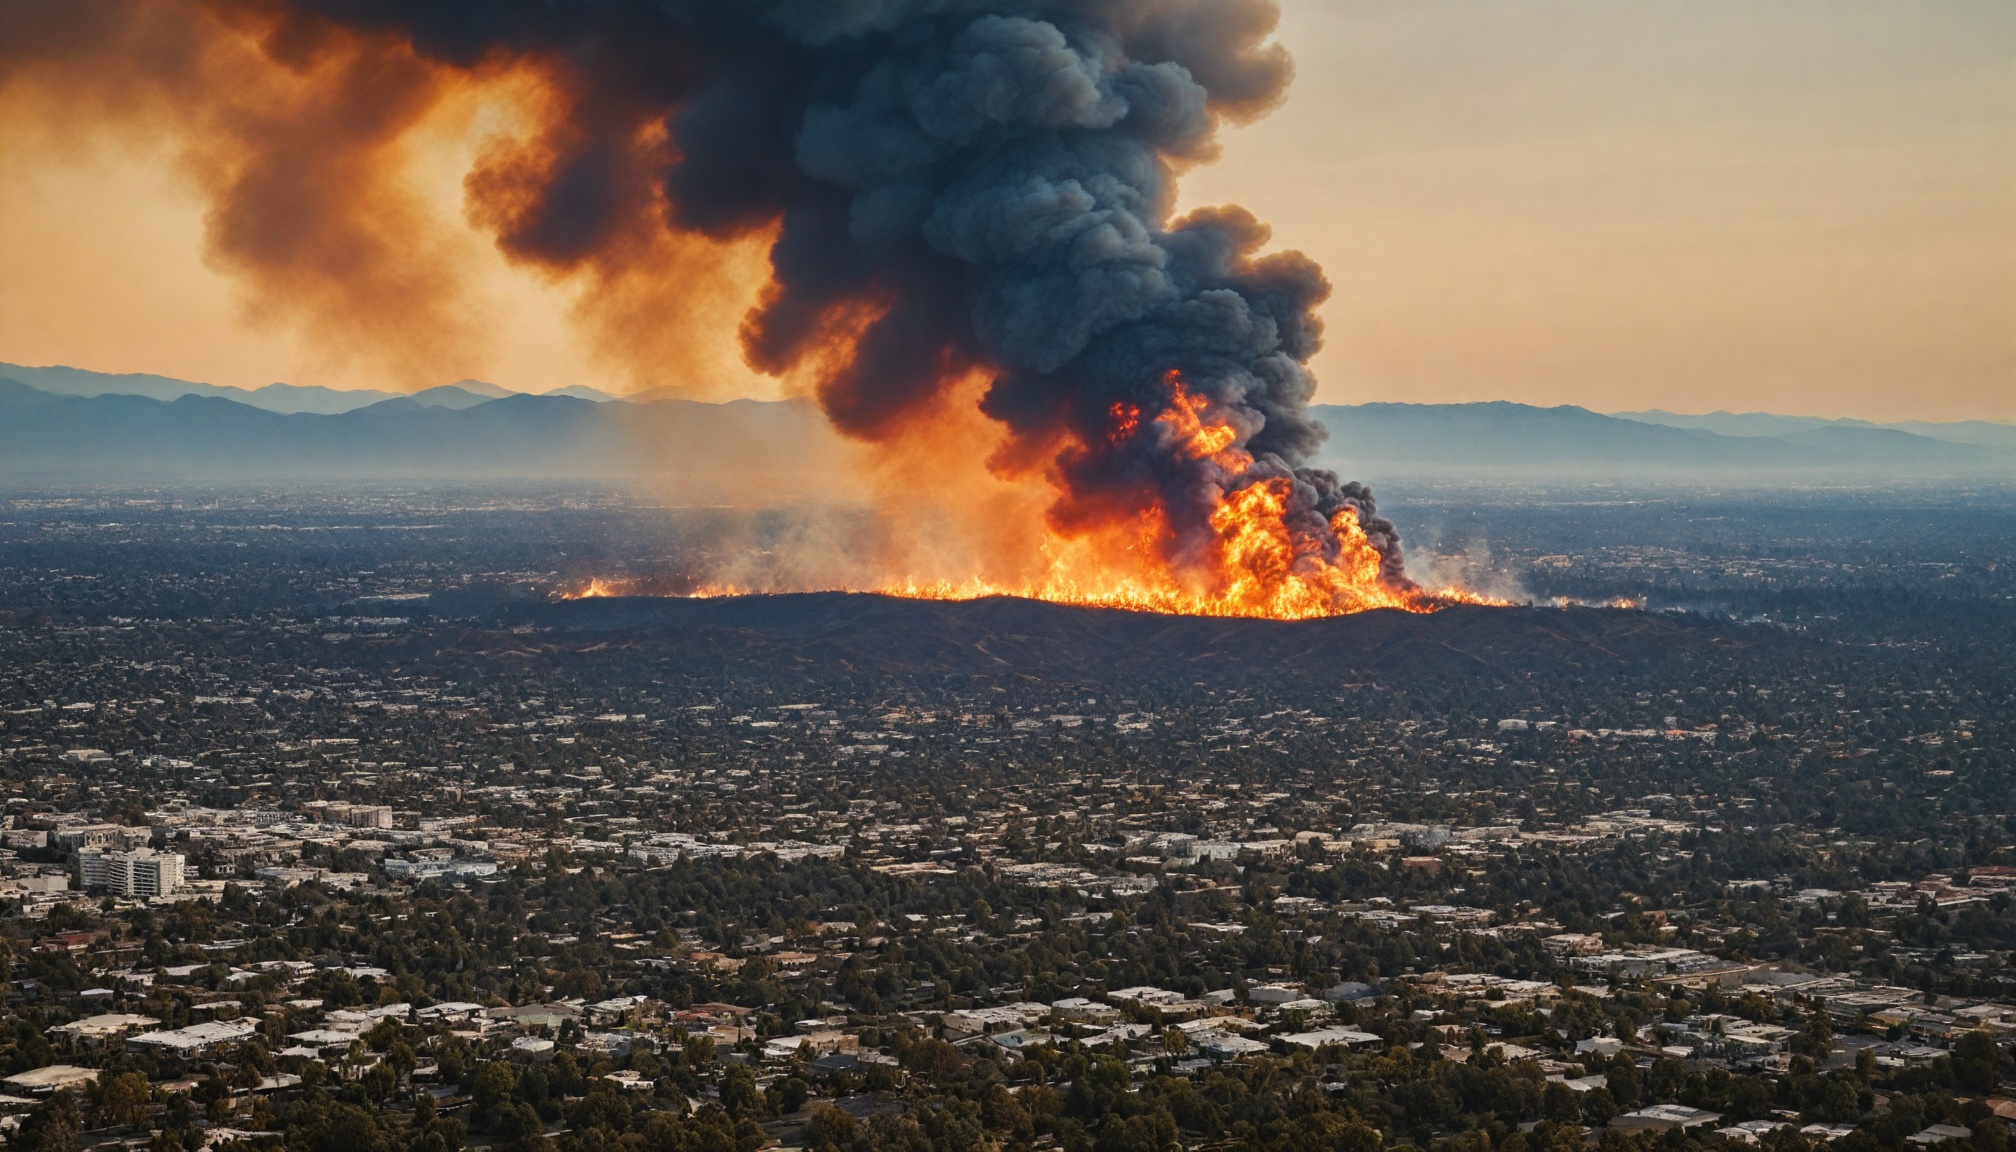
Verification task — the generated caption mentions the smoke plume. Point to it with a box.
[0,1,500,385]
[3,0,1425,603]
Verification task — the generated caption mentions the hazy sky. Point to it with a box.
[1,0,2011,421]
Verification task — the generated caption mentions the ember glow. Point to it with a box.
[570,577,627,601]
[564,558,1503,618]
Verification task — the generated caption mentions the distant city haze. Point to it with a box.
[0,0,2009,423]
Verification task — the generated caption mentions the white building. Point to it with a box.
[1279,1027,1384,1050]
[942,1003,1048,1037]
[303,802,395,829]
[49,1013,160,1046]
[127,1019,258,1056]
[77,849,186,897]
[54,823,148,851]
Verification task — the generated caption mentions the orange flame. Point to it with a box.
[1158,379,1243,464]
[1551,596,1642,610]
[562,377,1510,618]
[1107,401,1141,444]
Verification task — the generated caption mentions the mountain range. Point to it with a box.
[0,361,566,414]
[1310,402,2014,473]
[1,361,2011,482]
[1616,408,2016,451]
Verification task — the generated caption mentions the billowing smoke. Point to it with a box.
[0,1,493,384]
[2,0,1415,596]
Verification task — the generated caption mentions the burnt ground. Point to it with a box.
[483,593,1779,693]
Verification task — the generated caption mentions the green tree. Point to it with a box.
[306,1104,387,1152]
[93,1071,153,1128]
[1646,1058,1689,1104]
[1814,1076,1863,1123]
[15,1093,82,1152]
[468,1062,517,1130]
[1953,1030,2000,1095]
[982,1084,1032,1141]
[1729,1076,1773,1120]
[569,1081,632,1134]
[804,1106,860,1152]
[1094,1110,1177,1152]
[1580,1088,1618,1127]
[492,1102,549,1152]
[1793,1011,1834,1059]
[1606,1056,1641,1108]
[1542,1081,1582,1124]
[767,1077,809,1115]
[718,1065,759,1119]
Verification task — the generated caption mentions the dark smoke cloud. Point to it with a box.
[7,0,1410,585]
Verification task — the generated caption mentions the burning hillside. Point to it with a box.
[572,372,1503,617]
[572,573,1501,620]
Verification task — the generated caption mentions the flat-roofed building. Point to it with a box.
[3,1066,99,1094]
[76,848,185,897]
[49,1013,159,1046]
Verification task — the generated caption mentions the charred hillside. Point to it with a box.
[480,593,1776,691]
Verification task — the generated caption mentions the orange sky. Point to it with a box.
[1,0,2011,422]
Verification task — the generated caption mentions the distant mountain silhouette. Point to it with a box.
[1614,408,2016,452]
[1309,401,2012,475]
[0,361,514,414]
[237,382,407,414]
[1779,425,2005,464]
[541,385,620,402]
[0,376,848,487]
[0,367,2009,482]
[405,384,501,410]
[442,379,517,399]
